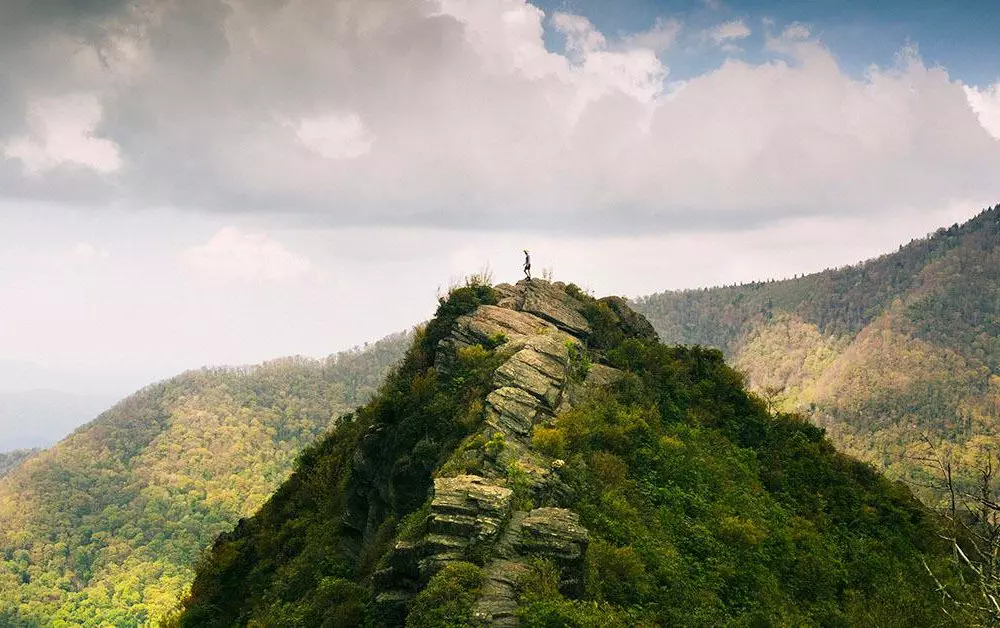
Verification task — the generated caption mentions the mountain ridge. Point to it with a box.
[178,278,969,627]
[634,204,1000,494]
[0,334,411,626]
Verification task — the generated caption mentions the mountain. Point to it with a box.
[0,333,410,626]
[0,449,38,478]
[0,390,118,450]
[634,204,1000,497]
[177,279,968,627]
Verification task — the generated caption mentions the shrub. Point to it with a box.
[406,562,484,628]
[532,427,566,459]
[585,541,650,605]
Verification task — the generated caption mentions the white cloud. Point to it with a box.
[624,18,682,53]
[0,0,996,235]
[781,23,812,41]
[289,113,374,160]
[2,93,121,175]
[178,227,313,282]
[552,12,608,56]
[964,83,1000,140]
[708,20,751,46]
[66,242,110,266]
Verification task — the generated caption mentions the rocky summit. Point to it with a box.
[371,280,634,625]
[179,277,972,628]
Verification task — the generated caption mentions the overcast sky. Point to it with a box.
[1,0,998,395]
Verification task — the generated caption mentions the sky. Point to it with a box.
[0,0,999,398]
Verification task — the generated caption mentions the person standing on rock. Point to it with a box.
[523,249,531,280]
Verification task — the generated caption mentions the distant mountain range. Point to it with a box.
[634,204,1000,496]
[0,449,38,478]
[0,389,118,450]
[0,334,410,625]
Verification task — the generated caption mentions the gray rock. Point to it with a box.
[486,387,545,436]
[583,364,624,389]
[471,559,530,627]
[601,296,659,342]
[519,281,591,337]
[519,507,590,597]
[519,507,589,561]
[493,342,567,409]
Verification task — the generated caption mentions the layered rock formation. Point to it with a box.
[372,280,633,626]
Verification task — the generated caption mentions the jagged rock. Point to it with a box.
[519,507,589,596]
[600,296,659,342]
[583,364,623,389]
[431,475,513,538]
[420,475,513,577]
[486,387,546,436]
[518,281,592,337]
[493,337,569,409]
[472,559,530,627]
[458,306,555,346]
[493,283,521,309]
[520,508,588,560]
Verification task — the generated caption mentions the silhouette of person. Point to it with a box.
[523,249,531,280]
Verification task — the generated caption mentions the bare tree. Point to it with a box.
[912,434,1000,624]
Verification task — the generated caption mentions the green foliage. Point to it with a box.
[406,562,484,628]
[483,432,506,460]
[526,338,966,625]
[0,449,38,478]
[0,334,410,625]
[634,204,1000,508]
[566,340,591,383]
[506,462,535,511]
[178,286,502,626]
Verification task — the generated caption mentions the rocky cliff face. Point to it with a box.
[360,280,644,626]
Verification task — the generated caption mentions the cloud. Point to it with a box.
[707,20,751,46]
[66,242,110,265]
[623,18,682,53]
[0,0,997,235]
[178,227,313,282]
[2,93,121,175]
[965,83,1000,139]
[287,112,374,160]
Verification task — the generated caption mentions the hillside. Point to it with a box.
[634,204,1000,496]
[0,333,409,626]
[0,450,38,478]
[178,279,968,627]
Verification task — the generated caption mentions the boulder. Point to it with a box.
[430,475,513,545]
[519,507,589,562]
[583,364,624,389]
[518,281,591,337]
[486,387,546,436]
[519,507,590,597]
[601,296,659,342]
[493,339,569,409]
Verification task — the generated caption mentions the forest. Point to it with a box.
[0,334,409,626]
[0,450,38,479]
[634,204,1000,503]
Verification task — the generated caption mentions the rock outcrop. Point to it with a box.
[373,280,634,626]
